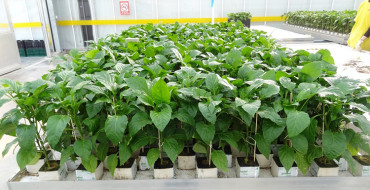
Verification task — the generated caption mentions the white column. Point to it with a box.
[264,0,267,25]
[89,0,97,42]
[331,0,335,10]
[309,0,312,11]
[67,0,77,48]
[23,0,34,40]
[353,0,357,10]
[111,0,116,33]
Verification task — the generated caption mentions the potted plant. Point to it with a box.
[227,12,252,28]
[351,155,370,177]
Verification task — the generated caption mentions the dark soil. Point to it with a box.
[315,157,338,168]
[154,158,173,169]
[139,148,150,156]
[237,157,259,167]
[118,158,136,168]
[39,160,60,172]
[353,155,370,166]
[196,157,216,169]
[224,145,232,155]
[273,157,297,167]
[77,161,101,170]
[179,148,195,156]
[108,147,119,154]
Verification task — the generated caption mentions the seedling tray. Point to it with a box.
[283,24,350,44]
[8,162,367,190]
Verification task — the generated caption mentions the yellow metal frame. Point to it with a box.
[1,16,284,28]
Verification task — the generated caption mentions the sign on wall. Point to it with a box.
[119,1,130,15]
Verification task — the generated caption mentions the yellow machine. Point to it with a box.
[347,1,370,51]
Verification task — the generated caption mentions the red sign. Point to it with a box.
[120,1,130,15]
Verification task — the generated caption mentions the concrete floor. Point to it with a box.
[0,26,369,189]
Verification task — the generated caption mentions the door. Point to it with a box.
[0,0,21,75]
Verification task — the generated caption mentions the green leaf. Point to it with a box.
[193,142,207,154]
[163,138,182,163]
[46,115,71,148]
[150,104,172,132]
[86,49,99,59]
[211,150,228,172]
[0,99,10,107]
[307,145,322,164]
[291,134,308,154]
[86,102,103,118]
[262,120,285,143]
[205,73,219,93]
[60,146,74,166]
[323,131,346,160]
[255,134,271,159]
[16,124,36,150]
[105,115,128,145]
[258,106,285,126]
[119,143,132,166]
[241,100,261,116]
[28,152,42,165]
[198,102,217,124]
[128,112,152,136]
[126,76,149,94]
[189,50,202,58]
[278,145,295,173]
[279,77,296,91]
[96,141,109,162]
[95,71,116,92]
[81,155,97,173]
[344,114,370,135]
[147,148,160,169]
[173,109,195,126]
[226,49,242,67]
[294,152,309,174]
[296,83,318,101]
[196,122,215,144]
[286,111,310,137]
[152,79,171,105]
[343,150,356,173]
[16,147,37,169]
[74,139,93,160]
[2,138,18,157]
[300,61,322,82]
[107,154,118,176]
[349,102,369,113]
[259,84,280,99]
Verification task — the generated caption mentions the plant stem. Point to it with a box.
[253,113,258,162]
[35,129,50,167]
[208,141,212,167]
[158,130,162,160]
[322,103,325,157]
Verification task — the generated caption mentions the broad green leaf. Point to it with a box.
[16,147,37,169]
[258,106,285,126]
[173,110,195,126]
[147,148,160,169]
[241,100,261,116]
[279,77,296,91]
[196,122,215,144]
[86,49,99,59]
[86,102,103,118]
[278,145,295,173]
[323,131,346,160]
[300,61,322,82]
[152,79,171,105]
[193,143,207,154]
[349,102,369,113]
[95,71,116,92]
[105,115,128,145]
[150,104,172,132]
[46,115,71,148]
[296,83,318,102]
[343,150,356,173]
[307,145,322,164]
[0,99,10,107]
[344,114,370,135]
[294,152,309,174]
[291,134,308,154]
[211,150,228,172]
[286,111,310,137]
[259,84,280,99]
[74,139,93,160]
[81,155,97,173]
[198,102,217,124]
[128,112,152,136]
[226,49,242,67]
[119,143,132,165]
[126,76,149,94]
[129,132,149,151]
[205,73,219,93]
[218,132,239,149]
[163,138,182,163]
[16,124,36,150]
[28,152,42,165]
[60,146,74,166]
[97,141,109,162]
[189,50,202,58]
[262,120,285,143]
[255,134,271,159]
[107,154,118,176]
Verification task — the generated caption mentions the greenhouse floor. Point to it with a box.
[0,26,369,190]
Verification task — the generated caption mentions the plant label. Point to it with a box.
[119,1,130,15]
[239,167,259,178]
[278,167,298,177]
[138,156,150,170]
